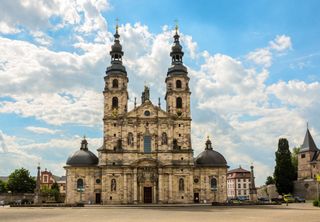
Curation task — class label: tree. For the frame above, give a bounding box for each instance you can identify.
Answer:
[274,138,295,194]
[265,176,275,185]
[41,182,61,202]
[51,182,61,202]
[7,168,36,193]
[291,147,300,180]
[0,179,7,193]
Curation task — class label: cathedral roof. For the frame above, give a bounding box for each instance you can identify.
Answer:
[66,138,99,166]
[227,167,250,174]
[300,128,318,152]
[195,138,227,167]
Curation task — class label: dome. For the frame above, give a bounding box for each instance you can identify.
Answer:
[111,40,122,52]
[66,138,99,166]
[195,138,227,167]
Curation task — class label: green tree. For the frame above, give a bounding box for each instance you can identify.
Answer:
[265,176,275,185]
[291,147,300,180]
[0,179,7,193]
[7,168,36,193]
[51,182,61,202]
[40,182,61,202]
[274,138,295,194]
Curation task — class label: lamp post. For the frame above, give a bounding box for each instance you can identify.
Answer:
[77,187,85,203]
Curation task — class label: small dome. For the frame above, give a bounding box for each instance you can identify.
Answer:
[66,138,98,166]
[111,40,122,52]
[195,138,227,167]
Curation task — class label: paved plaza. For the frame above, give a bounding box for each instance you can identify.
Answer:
[0,203,319,222]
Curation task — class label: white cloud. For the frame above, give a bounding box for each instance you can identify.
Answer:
[0,90,103,126]
[247,35,292,67]
[0,131,101,176]
[30,31,52,46]
[247,48,272,67]
[25,126,60,134]
[0,131,8,152]
[0,0,111,34]
[269,35,292,52]
[0,21,21,34]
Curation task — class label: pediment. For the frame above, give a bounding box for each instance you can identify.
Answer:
[126,100,170,118]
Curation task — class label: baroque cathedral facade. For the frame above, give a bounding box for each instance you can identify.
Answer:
[65,26,228,204]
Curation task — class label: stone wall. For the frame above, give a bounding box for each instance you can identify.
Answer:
[257,184,279,199]
[0,193,34,203]
[293,180,320,200]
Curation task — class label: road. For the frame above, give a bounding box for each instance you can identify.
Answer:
[0,203,319,222]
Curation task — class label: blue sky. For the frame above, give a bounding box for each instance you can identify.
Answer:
[0,0,319,186]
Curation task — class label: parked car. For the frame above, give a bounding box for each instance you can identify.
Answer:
[14,199,22,205]
[294,196,306,203]
[227,197,240,204]
[258,197,269,202]
[283,194,295,203]
[0,200,5,206]
[271,197,283,203]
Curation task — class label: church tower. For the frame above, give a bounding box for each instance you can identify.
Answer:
[165,26,192,151]
[165,26,191,118]
[103,25,128,151]
[103,24,129,117]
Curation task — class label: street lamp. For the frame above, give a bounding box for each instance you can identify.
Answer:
[77,187,85,203]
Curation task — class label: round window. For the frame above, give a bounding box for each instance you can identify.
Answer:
[96,178,101,184]
[194,178,199,184]
[144,110,150,116]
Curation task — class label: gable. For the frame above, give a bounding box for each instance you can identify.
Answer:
[126,101,170,119]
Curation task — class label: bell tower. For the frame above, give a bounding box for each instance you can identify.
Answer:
[103,24,129,117]
[165,25,191,118]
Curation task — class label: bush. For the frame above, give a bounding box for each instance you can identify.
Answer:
[312,199,319,207]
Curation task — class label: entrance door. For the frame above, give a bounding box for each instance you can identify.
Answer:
[194,193,199,203]
[95,193,101,204]
[144,187,152,203]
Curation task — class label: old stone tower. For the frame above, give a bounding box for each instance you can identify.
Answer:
[65,25,228,204]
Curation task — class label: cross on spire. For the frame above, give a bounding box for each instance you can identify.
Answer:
[174,19,179,34]
[115,18,119,33]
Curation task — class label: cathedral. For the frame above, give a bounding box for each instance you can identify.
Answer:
[65,25,228,204]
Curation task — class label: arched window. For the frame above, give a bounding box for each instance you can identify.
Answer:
[176,80,182,89]
[111,179,116,191]
[127,132,134,146]
[112,97,118,109]
[112,79,118,88]
[211,178,217,191]
[144,135,151,153]
[176,97,182,109]
[77,178,84,190]
[179,178,184,191]
[161,132,168,145]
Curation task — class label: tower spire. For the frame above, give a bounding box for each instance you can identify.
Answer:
[105,19,127,76]
[167,23,187,76]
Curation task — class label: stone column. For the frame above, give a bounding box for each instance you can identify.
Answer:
[189,174,193,203]
[153,185,157,203]
[158,173,163,203]
[169,173,173,203]
[123,173,127,204]
[133,168,138,204]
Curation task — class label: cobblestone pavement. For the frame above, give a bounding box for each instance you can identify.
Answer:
[0,203,319,222]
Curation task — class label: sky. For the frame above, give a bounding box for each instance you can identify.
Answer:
[0,0,319,186]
